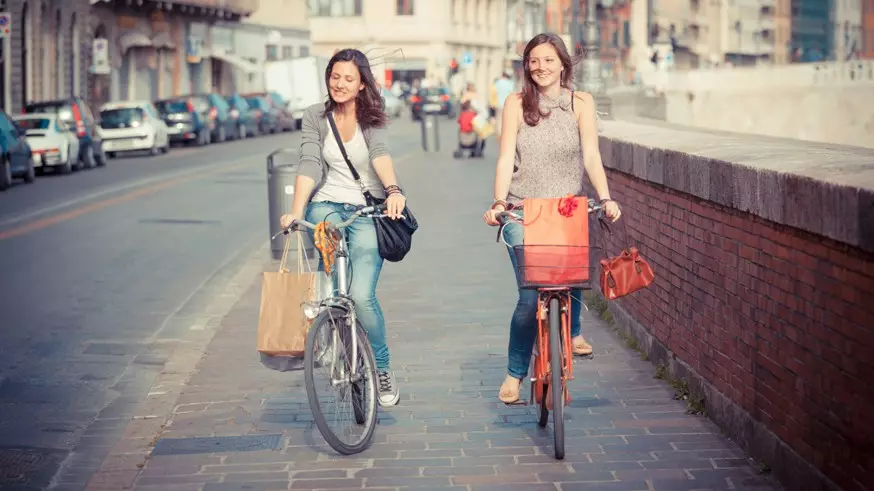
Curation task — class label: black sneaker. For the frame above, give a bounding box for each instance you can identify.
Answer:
[377,370,400,407]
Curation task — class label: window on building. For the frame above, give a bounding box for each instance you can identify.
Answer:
[397,0,414,16]
[300,46,310,57]
[266,45,279,61]
[308,0,362,16]
[282,46,293,59]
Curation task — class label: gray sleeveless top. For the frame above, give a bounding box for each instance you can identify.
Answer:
[507,89,584,206]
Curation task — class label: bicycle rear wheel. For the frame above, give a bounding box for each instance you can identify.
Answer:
[548,297,565,460]
[304,307,378,455]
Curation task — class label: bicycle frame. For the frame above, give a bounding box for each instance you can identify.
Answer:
[495,198,606,409]
[274,204,390,389]
[531,289,574,406]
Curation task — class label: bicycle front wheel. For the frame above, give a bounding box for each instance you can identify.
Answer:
[304,307,379,455]
[548,296,565,460]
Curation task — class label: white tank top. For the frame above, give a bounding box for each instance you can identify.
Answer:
[311,117,384,206]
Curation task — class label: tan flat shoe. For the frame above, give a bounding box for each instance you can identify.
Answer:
[499,376,522,404]
[573,336,593,356]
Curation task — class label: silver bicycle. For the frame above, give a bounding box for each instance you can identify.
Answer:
[275,203,390,455]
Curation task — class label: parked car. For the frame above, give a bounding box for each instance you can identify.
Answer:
[244,95,279,134]
[13,113,80,174]
[189,93,236,143]
[410,87,456,120]
[242,91,295,131]
[98,101,170,158]
[381,88,404,118]
[224,94,258,139]
[155,97,212,146]
[24,97,106,168]
[0,110,35,190]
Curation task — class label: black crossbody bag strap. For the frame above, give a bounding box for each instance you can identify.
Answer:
[326,112,377,203]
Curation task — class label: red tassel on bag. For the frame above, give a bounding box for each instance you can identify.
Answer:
[557,195,578,217]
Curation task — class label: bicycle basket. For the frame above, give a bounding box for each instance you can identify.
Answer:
[512,245,598,289]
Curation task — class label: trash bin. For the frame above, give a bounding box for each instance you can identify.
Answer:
[267,149,315,260]
[420,111,440,152]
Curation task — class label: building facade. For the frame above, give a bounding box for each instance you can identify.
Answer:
[210,0,311,94]
[774,0,792,63]
[506,0,546,76]
[87,0,258,109]
[3,0,92,114]
[833,0,863,60]
[789,0,834,61]
[309,0,506,104]
[865,0,874,58]
[721,0,776,66]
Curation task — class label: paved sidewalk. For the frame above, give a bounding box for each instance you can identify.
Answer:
[87,121,783,491]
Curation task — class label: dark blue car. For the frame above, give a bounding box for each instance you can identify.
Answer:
[0,109,35,190]
[155,98,211,146]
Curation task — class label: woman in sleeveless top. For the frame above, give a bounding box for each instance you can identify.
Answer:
[483,33,622,404]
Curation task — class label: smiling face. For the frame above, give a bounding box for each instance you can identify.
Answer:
[527,42,564,89]
[328,61,363,104]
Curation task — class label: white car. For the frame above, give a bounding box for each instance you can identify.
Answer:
[13,113,81,174]
[98,101,170,158]
[381,88,404,118]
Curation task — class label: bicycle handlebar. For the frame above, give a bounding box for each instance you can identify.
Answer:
[496,198,605,224]
[272,203,391,239]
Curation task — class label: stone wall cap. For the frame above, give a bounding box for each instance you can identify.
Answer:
[599,120,874,253]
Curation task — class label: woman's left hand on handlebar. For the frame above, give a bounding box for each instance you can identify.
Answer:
[385,193,406,220]
[604,200,621,222]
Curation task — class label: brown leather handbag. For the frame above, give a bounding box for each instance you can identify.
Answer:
[597,216,655,300]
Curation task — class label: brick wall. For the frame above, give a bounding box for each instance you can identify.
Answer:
[592,124,874,491]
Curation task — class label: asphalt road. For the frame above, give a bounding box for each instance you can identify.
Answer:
[0,119,424,490]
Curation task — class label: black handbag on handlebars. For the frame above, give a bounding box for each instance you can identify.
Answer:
[326,113,418,262]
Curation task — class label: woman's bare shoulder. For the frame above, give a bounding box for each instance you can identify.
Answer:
[502,92,523,112]
[572,91,594,104]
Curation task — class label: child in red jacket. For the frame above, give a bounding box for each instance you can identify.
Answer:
[454,101,485,158]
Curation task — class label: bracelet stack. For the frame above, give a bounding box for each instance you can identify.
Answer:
[385,185,403,197]
[491,199,508,210]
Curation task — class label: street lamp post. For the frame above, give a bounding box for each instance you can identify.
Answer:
[574,0,612,117]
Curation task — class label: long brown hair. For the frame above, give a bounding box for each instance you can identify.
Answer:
[520,33,575,127]
[323,49,388,130]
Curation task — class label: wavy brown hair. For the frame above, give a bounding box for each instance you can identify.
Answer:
[323,49,388,130]
[520,33,576,127]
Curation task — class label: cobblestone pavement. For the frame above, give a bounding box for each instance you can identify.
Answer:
[86,121,784,491]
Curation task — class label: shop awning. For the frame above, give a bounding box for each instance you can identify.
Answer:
[119,31,153,53]
[210,49,259,75]
[152,32,175,50]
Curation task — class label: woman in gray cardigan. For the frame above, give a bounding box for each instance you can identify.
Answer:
[280,49,406,407]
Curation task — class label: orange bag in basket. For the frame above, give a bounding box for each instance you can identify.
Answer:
[521,196,590,287]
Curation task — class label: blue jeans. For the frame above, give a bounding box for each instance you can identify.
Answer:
[306,201,390,371]
[502,215,583,380]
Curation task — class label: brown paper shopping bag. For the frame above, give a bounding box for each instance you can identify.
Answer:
[257,232,317,358]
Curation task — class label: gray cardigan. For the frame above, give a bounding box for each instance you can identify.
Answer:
[297,103,391,201]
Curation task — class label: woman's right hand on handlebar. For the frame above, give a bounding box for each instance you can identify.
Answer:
[483,206,504,226]
[280,213,299,230]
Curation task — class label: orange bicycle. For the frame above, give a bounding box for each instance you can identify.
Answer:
[497,198,605,460]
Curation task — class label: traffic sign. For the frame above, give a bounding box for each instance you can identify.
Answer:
[0,13,11,39]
